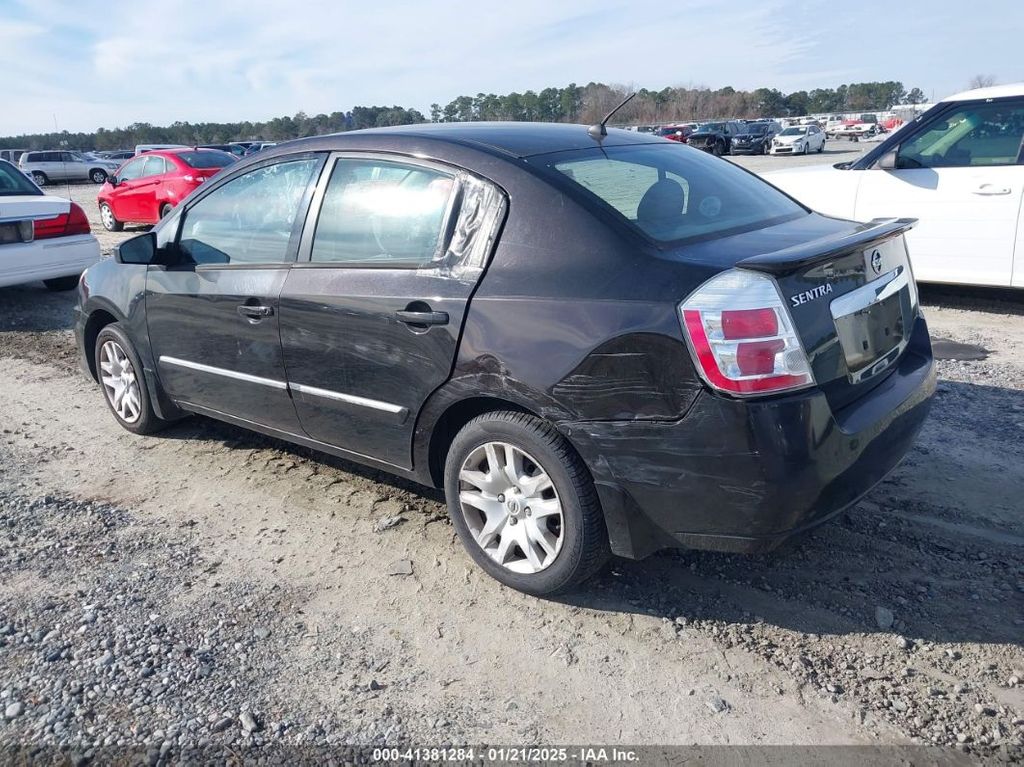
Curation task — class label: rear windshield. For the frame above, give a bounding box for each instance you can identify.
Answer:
[0,160,41,196]
[531,144,806,243]
[176,151,236,169]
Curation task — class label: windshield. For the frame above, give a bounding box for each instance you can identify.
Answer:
[0,160,42,196]
[694,123,724,133]
[533,143,806,244]
[176,150,236,169]
[780,127,806,136]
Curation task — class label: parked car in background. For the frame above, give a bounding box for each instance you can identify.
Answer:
[686,121,744,155]
[0,159,100,290]
[769,125,826,155]
[99,150,136,162]
[0,149,27,164]
[729,120,782,155]
[97,148,236,231]
[765,82,1024,289]
[134,144,187,155]
[76,122,934,595]
[200,143,248,158]
[656,124,694,143]
[242,142,277,156]
[18,151,121,185]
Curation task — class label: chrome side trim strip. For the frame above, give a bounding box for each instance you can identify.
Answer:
[158,356,288,390]
[830,265,907,319]
[289,382,406,415]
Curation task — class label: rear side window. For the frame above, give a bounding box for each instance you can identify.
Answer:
[0,160,41,196]
[178,159,319,265]
[311,158,455,265]
[898,99,1024,168]
[535,144,806,243]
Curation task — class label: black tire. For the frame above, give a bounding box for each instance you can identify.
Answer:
[94,323,170,435]
[444,411,610,596]
[43,275,80,291]
[159,202,174,219]
[712,140,724,157]
[90,168,107,184]
[99,202,123,232]
[803,142,810,155]
[817,140,825,153]
[31,171,48,186]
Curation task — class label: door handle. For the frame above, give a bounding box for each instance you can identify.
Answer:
[237,304,274,320]
[972,184,1012,196]
[395,310,449,327]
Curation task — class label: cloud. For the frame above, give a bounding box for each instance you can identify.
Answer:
[0,0,1020,135]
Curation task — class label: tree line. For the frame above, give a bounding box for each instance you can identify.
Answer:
[0,81,927,150]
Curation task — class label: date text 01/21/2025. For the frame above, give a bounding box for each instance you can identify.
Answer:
[371,747,640,762]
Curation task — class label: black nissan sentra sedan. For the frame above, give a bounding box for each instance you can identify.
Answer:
[74,123,935,596]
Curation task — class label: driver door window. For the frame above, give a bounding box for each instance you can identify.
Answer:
[118,158,147,182]
[898,100,1024,168]
[178,158,319,265]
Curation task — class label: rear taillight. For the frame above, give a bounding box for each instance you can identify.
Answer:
[33,203,91,240]
[680,269,814,396]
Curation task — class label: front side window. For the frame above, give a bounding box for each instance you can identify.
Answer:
[534,143,806,243]
[142,156,166,177]
[898,99,1024,168]
[118,158,147,181]
[178,158,319,265]
[311,159,455,265]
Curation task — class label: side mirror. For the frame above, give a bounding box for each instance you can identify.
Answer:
[108,175,118,187]
[115,232,156,265]
[876,149,898,170]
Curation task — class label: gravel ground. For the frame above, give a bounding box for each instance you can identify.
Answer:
[0,147,1022,761]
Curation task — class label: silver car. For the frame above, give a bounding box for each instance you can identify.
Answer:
[18,150,120,186]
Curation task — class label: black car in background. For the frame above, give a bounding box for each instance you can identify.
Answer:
[74,124,935,595]
[686,120,745,155]
[730,120,782,155]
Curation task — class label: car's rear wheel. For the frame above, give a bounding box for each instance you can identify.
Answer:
[818,140,825,153]
[99,202,123,232]
[444,411,609,596]
[31,171,48,186]
[90,169,107,184]
[95,324,169,435]
[43,275,80,291]
[159,202,174,219]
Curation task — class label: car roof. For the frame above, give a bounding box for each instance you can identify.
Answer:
[942,82,1024,102]
[286,122,667,159]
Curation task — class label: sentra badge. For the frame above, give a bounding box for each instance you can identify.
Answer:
[790,284,833,308]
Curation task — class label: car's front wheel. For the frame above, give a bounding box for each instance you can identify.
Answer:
[95,324,169,435]
[90,169,107,184]
[444,411,609,596]
[99,202,123,232]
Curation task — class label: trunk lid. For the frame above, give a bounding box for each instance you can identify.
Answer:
[737,217,919,411]
[668,215,919,411]
[0,195,70,223]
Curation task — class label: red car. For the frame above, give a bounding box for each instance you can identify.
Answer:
[97,148,235,231]
[656,124,694,143]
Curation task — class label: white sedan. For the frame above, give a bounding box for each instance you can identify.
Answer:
[0,160,102,290]
[768,125,826,155]
[765,83,1024,289]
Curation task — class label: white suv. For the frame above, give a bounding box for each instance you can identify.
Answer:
[18,151,120,186]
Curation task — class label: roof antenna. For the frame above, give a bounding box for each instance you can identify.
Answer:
[588,92,637,142]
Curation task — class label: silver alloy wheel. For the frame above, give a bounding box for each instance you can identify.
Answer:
[457,441,564,574]
[91,169,106,183]
[99,340,142,424]
[100,204,115,230]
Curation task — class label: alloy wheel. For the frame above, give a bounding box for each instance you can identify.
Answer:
[457,441,564,574]
[99,340,142,424]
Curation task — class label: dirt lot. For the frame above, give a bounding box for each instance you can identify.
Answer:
[0,142,1022,758]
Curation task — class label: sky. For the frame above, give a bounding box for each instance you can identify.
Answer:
[1,0,1020,136]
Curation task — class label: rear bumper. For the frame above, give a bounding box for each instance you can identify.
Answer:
[565,316,936,559]
[0,235,101,289]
